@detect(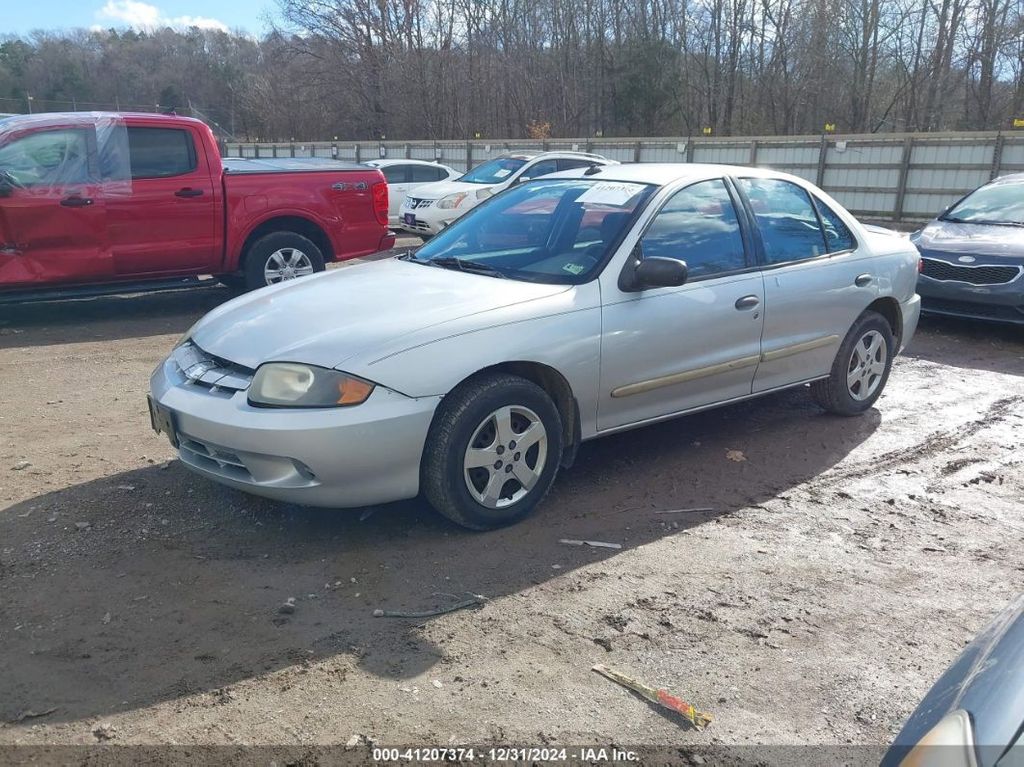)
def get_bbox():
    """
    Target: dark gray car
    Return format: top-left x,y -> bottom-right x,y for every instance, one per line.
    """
911,173 -> 1024,324
882,593 -> 1024,767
